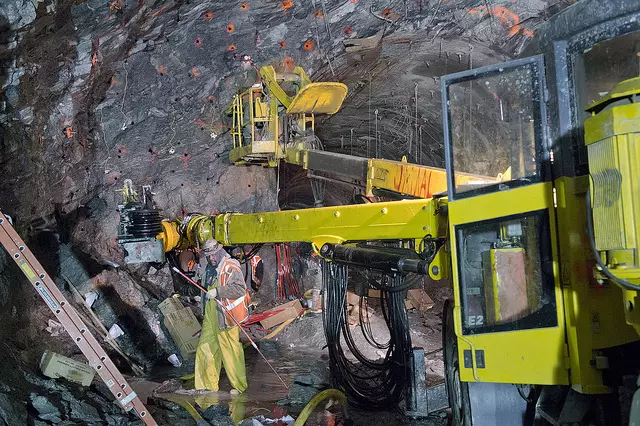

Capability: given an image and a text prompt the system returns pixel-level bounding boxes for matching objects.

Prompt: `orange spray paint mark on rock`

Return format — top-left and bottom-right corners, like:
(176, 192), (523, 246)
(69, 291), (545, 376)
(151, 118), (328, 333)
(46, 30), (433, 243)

(314, 9), (324, 18)
(194, 117), (207, 129)
(191, 67), (201, 79)
(151, 4), (169, 17)
(203, 10), (214, 20)
(468, 5), (534, 38)
(278, 39), (287, 49)
(109, 0), (124, 13)
(181, 149), (192, 168)
(106, 171), (121, 185)
(149, 146), (158, 164)
(303, 39), (314, 51)
(115, 144), (128, 157)
(281, 0), (293, 13)
(382, 7), (393, 16)
(240, 2), (249, 11)
(194, 36), (203, 47)
(226, 22), (235, 33)
(283, 56), (295, 71)
(157, 65), (168, 75)
(227, 43), (237, 51)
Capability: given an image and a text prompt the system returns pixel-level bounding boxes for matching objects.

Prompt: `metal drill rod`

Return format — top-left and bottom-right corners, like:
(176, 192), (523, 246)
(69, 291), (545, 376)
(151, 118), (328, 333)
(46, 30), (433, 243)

(171, 267), (289, 389)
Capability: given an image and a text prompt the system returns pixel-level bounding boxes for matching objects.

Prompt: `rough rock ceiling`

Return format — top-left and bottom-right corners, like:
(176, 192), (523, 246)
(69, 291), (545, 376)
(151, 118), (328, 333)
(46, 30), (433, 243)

(0, 0), (572, 261)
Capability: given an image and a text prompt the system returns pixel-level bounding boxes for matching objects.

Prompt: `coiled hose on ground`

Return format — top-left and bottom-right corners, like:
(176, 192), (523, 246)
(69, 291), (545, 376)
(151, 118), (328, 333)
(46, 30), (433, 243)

(293, 389), (351, 426)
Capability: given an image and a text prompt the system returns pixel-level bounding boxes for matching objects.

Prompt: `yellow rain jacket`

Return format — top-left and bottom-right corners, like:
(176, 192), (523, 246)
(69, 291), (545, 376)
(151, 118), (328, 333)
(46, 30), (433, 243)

(195, 255), (248, 392)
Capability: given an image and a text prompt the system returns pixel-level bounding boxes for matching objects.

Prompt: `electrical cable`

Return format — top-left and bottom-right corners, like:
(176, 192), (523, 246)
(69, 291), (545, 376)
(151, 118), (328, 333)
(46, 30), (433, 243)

(276, 243), (302, 299)
(417, 234), (444, 262)
(358, 294), (390, 350)
(309, 135), (326, 207)
(585, 188), (640, 291)
(236, 244), (263, 264)
(516, 384), (533, 403)
(322, 262), (412, 409)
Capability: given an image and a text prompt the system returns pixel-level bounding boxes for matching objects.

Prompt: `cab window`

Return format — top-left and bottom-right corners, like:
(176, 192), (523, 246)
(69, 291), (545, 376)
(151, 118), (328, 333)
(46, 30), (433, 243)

(456, 210), (557, 335)
(442, 56), (548, 199)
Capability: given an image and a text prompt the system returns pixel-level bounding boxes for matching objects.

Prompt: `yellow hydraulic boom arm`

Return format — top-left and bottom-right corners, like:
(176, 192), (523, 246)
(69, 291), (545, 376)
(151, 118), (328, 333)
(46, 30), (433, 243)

(157, 196), (449, 281)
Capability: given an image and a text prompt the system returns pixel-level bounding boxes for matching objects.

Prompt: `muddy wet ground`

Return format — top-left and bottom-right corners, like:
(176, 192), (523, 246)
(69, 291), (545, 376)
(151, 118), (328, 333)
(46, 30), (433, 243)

(138, 344), (449, 426)
(127, 291), (450, 426)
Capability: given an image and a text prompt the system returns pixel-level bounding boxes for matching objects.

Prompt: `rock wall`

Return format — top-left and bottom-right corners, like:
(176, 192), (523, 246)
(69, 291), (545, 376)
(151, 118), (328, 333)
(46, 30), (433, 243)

(0, 0), (571, 232)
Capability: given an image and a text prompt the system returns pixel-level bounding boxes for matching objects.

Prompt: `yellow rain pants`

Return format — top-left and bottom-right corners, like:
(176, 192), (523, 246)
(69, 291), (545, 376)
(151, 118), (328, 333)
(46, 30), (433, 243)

(195, 293), (248, 392)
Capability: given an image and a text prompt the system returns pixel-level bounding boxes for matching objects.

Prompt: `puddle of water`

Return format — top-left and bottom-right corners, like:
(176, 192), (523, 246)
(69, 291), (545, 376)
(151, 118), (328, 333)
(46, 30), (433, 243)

(154, 344), (333, 424)
(149, 342), (447, 426)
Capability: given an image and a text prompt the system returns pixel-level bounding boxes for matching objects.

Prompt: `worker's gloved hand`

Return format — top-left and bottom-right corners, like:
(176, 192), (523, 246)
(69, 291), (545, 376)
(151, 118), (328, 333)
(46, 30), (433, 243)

(206, 288), (218, 300)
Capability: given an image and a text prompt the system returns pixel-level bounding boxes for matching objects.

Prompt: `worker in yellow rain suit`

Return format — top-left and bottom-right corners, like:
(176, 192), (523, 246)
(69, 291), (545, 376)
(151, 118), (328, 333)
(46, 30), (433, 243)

(195, 239), (249, 394)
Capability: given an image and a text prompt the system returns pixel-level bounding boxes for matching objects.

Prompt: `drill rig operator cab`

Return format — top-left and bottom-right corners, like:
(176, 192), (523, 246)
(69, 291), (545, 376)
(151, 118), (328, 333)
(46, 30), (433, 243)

(442, 1), (640, 424)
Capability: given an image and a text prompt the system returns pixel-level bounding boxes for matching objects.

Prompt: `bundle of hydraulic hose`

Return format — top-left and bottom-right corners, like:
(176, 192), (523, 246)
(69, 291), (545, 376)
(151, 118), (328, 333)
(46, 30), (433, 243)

(322, 261), (412, 408)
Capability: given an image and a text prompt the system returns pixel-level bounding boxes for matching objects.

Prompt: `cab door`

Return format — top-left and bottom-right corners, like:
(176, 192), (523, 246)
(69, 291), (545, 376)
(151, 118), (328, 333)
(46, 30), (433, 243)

(442, 55), (569, 386)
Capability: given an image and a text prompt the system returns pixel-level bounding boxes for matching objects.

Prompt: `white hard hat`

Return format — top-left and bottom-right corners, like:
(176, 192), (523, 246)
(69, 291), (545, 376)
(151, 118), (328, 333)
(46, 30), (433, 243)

(203, 239), (221, 253)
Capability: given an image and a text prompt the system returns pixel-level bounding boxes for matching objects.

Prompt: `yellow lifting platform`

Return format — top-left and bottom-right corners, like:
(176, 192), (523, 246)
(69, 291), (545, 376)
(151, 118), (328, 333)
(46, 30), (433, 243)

(229, 65), (494, 199)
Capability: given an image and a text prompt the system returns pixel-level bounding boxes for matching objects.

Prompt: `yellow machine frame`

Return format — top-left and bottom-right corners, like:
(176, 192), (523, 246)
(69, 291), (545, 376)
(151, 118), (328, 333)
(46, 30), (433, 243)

(150, 55), (640, 418)
(158, 197), (449, 282)
(229, 85), (283, 166)
(283, 147), (496, 199)
(555, 175), (638, 394)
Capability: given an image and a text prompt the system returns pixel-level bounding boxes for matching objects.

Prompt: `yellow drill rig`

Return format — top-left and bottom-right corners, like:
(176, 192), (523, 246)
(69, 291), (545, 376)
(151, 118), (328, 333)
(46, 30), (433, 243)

(119, 2), (640, 424)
